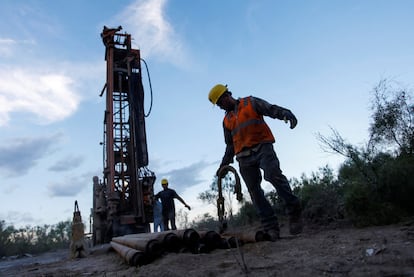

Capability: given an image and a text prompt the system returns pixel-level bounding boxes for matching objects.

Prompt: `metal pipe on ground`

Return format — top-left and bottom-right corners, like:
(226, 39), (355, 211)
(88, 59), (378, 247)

(110, 241), (145, 266)
(124, 231), (181, 252)
(198, 230), (222, 252)
(170, 229), (200, 252)
(162, 233), (181, 252)
(111, 236), (163, 259)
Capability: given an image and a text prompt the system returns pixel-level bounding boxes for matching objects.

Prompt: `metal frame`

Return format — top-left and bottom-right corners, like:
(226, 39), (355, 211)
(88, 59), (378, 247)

(92, 26), (155, 245)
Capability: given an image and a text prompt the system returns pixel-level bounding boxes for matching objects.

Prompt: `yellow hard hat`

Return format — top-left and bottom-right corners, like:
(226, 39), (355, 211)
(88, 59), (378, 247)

(161, 178), (168, 185)
(208, 84), (228, 104)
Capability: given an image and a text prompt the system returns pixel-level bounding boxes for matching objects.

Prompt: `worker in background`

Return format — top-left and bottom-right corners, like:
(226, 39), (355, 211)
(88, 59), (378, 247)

(155, 178), (191, 230)
(208, 84), (303, 241)
(153, 198), (164, 232)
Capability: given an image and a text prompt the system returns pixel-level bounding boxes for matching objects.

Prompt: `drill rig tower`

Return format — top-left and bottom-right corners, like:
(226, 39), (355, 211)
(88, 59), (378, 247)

(92, 26), (156, 245)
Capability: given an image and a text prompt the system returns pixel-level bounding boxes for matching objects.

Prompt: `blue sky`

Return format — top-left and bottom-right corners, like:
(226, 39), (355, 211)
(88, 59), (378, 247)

(1, 0), (413, 229)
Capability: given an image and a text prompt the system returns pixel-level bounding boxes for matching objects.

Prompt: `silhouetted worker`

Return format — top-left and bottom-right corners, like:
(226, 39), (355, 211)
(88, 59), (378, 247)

(155, 178), (191, 230)
(208, 84), (303, 241)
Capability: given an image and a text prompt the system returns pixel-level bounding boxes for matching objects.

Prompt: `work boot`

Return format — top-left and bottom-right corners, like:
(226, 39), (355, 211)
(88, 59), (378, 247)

(289, 211), (303, 235)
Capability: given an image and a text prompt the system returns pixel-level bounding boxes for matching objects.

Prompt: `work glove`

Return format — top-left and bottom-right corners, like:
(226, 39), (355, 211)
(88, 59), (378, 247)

(281, 110), (297, 129)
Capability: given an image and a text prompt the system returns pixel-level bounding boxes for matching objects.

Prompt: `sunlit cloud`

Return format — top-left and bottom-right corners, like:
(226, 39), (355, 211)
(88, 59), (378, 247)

(0, 67), (80, 126)
(117, 0), (190, 67)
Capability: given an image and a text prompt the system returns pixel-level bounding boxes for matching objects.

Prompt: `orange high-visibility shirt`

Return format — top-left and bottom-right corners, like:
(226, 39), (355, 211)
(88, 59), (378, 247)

(224, 97), (275, 154)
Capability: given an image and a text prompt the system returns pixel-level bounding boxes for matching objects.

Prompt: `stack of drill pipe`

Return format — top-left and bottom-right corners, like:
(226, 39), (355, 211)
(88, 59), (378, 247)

(124, 231), (181, 253)
(198, 230), (222, 252)
(170, 228), (200, 253)
(222, 230), (270, 243)
(111, 235), (163, 261)
(110, 241), (146, 266)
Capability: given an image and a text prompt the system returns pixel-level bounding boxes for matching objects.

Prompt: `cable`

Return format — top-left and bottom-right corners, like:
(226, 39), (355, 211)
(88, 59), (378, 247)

(141, 58), (153, 117)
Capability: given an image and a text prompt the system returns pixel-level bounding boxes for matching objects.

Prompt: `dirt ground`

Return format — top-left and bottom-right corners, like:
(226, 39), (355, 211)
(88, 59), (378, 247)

(1, 219), (414, 277)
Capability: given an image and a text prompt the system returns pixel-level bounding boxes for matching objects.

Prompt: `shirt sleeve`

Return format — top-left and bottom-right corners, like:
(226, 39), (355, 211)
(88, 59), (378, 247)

(220, 120), (235, 167)
(250, 96), (290, 120)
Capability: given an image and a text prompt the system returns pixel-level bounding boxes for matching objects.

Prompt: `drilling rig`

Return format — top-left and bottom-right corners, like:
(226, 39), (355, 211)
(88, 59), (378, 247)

(92, 26), (156, 245)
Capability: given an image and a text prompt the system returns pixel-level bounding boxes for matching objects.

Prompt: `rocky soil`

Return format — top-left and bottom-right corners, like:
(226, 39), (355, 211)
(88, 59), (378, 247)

(1, 219), (414, 277)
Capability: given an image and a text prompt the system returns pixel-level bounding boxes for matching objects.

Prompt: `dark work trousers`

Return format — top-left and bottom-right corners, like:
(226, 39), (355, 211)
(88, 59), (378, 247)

(163, 210), (177, 230)
(237, 143), (300, 231)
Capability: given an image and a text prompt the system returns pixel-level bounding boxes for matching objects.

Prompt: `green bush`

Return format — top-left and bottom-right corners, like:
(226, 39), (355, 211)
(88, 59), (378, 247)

(190, 213), (219, 231)
(343, 181), (402, 226)
(230, 201), (259, 226)
(338, 152), (414, 226)
(294, 166), (344, 225)
(379, 154), (414, 214)
(0, 221), (71, 257)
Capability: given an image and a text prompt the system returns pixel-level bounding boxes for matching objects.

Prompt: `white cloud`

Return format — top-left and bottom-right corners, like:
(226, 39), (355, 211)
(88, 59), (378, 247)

(118, 0), (190, 67)
(0, 38), (16, 57)
(0, 67), (80, 126)
(0, 38), (36, 58)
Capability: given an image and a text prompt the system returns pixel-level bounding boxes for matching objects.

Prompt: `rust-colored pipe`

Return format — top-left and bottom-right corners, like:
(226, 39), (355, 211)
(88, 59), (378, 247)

(124, 231), (181, 252)
(170, 229), (200, 252)
(198, 230), (222, 252)
(110, 241), (145, 266)
(170, 229), (200, 246)
(111, 236), (163, 259)
(161, 232), (181, 252)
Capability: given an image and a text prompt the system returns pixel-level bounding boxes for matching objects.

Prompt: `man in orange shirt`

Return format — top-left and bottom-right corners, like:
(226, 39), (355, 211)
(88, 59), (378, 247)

(209, 84), (302, 241)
